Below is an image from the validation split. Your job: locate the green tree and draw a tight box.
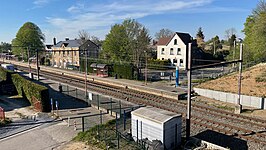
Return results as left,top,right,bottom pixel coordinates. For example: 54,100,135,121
102,24,130,61
196,27,205,49
154,28,174,40
0,42,11,53
102,19,151,67
12,22,45,60
243,0,266,62
122,19,151,68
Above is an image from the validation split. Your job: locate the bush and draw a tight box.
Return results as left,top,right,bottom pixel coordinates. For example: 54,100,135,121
79,58,135,80
148,59,171,70
112,63,134,79
0,67,14,83
11,74,50,112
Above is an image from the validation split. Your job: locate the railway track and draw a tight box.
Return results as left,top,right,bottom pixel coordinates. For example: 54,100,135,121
16,65,266,147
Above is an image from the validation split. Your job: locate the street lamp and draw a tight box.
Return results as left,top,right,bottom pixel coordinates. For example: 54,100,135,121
144,50,147,85
84,45,89,99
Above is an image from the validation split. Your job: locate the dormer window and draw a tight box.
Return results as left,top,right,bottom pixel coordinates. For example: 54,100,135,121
174,39,177,45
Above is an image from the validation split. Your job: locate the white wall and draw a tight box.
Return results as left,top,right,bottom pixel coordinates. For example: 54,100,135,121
157,34,187,69
194,88,266,109
131,113,182,150
131,115,163,143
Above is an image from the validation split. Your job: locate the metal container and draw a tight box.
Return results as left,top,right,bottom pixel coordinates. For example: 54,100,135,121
131,106,182,150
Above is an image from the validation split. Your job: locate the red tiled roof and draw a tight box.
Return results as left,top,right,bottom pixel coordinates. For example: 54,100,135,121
157,37,172,45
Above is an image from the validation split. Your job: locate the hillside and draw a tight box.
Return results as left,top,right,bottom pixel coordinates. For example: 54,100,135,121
196,63,266,97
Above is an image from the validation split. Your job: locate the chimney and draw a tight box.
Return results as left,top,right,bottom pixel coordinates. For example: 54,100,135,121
65,37,69,41
53,37,57,45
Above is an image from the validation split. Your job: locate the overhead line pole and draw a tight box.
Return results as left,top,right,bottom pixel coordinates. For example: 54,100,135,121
186,43,192,141
185,42,244,141
236,43,243,113
36,49,40,80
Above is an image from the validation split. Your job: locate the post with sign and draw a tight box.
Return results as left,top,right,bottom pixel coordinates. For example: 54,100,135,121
55,101,59,116
50,98,53,114
176,66,179,87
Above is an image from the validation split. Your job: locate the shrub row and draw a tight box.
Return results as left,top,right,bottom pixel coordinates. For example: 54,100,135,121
112,63,135,79
11,74,50,112
0,67,13,82
79,58,135,79
147,59,171,70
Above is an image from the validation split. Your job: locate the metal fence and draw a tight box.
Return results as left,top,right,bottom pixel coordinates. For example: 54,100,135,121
53,83,148,149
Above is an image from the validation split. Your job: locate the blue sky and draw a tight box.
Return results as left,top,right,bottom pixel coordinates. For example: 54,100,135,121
0,0,259,44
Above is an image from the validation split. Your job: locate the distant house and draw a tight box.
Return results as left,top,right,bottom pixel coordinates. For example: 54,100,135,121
157,32,195,69
51,38,99,69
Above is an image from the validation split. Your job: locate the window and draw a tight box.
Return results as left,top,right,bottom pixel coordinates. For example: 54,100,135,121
177,48,181,55
162,58,164,60
67,51,69,56
63,50,65,56
170,48,174,55
74,51,76,56
180,59,184,66
173,59,177,63
174,39,177,45
161,48,165,54
59,51,61,55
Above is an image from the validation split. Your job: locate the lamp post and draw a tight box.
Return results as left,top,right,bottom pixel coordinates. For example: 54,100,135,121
27,46,31,74
144,50,147,85
84,45,89,99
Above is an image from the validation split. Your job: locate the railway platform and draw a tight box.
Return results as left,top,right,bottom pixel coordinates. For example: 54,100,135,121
4,60,187,100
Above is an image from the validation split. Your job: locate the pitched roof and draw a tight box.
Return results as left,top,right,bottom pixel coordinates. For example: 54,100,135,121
157,37,172,45
175,32,192,44
53,39,82,48
157,32,192,46
53,39,99,49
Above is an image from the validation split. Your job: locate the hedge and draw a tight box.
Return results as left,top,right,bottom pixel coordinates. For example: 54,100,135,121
0,67,13,83
147,59,171,70
79,58,135,79
11,74,50,112
112,63,135,79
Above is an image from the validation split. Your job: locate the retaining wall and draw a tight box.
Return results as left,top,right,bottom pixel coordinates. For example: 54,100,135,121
194,88,266,110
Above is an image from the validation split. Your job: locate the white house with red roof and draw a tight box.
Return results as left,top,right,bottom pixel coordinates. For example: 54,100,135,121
157,32,193,69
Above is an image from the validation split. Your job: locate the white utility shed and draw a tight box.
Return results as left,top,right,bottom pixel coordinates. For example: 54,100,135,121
131,107,182,150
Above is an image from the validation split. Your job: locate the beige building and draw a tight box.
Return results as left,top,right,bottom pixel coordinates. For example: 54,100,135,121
157,32,193,69
51,38,99,69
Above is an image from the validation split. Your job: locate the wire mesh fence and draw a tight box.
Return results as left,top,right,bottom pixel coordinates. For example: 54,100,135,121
54,82,149,149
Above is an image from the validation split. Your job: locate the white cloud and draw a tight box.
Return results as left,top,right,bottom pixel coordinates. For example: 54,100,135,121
33,0,51,7
45,0,246,42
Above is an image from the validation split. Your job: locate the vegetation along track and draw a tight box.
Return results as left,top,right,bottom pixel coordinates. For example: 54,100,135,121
17,65,266,146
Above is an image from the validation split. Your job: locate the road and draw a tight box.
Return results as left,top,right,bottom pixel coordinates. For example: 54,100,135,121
0,120,77,150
